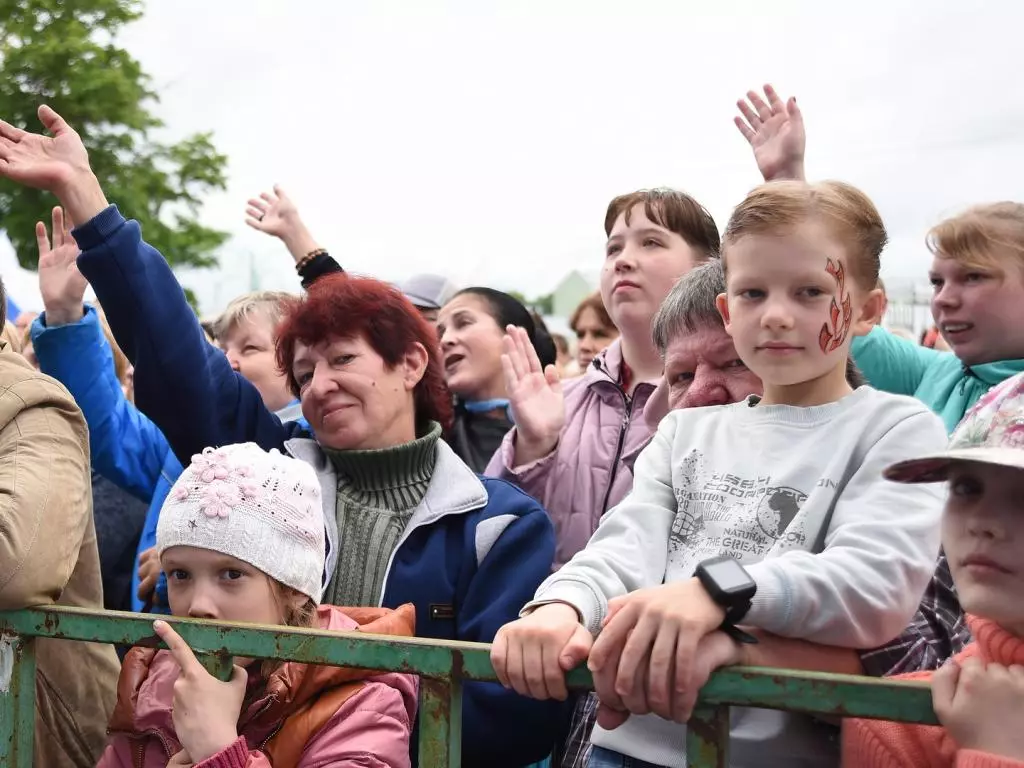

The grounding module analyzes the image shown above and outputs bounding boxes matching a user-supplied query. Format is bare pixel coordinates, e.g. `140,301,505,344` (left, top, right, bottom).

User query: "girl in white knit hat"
96,442,419,768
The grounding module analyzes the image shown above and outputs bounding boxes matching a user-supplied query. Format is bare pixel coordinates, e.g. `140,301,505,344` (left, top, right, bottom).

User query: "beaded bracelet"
295,248,327,273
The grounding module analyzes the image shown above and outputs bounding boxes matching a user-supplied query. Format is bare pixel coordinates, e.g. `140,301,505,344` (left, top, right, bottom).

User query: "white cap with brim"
885,446,1024,484
884,371,1024,485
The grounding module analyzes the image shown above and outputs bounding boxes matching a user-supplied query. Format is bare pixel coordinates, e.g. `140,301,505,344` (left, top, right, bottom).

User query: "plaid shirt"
558,552,970,768
858,551,971,676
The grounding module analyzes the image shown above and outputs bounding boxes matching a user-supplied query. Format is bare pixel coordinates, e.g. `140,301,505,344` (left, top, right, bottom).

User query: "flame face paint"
819,258,853,353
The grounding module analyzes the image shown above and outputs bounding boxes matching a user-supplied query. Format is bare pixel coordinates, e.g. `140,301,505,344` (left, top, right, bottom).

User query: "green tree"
0,0,228,273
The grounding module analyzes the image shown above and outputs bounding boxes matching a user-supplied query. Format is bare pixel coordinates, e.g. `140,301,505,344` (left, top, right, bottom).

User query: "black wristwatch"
695,555,758,645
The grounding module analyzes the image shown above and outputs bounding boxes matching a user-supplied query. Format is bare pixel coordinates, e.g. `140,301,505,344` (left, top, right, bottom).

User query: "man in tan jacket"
0,277,118,766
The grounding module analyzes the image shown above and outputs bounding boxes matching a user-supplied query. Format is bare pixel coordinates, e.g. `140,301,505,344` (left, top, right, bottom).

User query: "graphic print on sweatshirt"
666,449,832,581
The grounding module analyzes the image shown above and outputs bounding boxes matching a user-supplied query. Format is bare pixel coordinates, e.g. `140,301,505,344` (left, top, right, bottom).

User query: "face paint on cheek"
818,258,854,353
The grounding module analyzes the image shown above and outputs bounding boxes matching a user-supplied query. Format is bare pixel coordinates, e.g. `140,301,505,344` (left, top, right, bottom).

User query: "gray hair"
651,259,726,355
651,259,866,388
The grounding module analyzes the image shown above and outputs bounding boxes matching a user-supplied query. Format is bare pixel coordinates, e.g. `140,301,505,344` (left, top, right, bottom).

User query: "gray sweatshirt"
528,386,947,767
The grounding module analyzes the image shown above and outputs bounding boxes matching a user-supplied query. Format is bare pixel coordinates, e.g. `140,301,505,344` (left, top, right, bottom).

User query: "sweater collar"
321,422,441,493
967,615,1024,666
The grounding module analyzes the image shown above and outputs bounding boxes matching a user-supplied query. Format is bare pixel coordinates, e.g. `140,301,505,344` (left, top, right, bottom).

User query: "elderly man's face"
648,322,763,424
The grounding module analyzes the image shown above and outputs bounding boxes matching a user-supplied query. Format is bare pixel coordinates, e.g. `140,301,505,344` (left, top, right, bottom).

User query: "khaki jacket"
0,343,119,767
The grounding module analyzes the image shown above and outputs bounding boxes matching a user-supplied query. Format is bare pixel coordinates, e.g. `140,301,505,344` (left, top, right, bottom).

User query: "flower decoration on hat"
199,482,242,518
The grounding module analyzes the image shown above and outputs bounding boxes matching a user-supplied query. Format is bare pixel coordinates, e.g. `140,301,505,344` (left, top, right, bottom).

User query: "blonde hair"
927,202,1024,274
260,579,318,678
722,180,887,290
211,291,295,342
1,322,22,354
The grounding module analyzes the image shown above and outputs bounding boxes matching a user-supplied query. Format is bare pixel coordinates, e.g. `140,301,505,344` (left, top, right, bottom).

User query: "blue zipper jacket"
74,205,567,767
31,306,180,613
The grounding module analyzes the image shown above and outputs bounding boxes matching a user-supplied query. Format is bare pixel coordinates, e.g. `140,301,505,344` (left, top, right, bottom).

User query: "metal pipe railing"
0,605,938,767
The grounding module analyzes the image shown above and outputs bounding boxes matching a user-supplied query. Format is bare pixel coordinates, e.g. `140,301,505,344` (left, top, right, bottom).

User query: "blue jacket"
75,205,567,767
31,306,180,612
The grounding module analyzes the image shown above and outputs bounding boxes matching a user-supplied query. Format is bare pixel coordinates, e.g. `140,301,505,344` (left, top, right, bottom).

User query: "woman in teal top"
852,324,1024,434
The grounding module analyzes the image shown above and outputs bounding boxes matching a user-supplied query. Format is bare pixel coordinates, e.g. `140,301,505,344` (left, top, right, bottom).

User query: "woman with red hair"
0,105,566,768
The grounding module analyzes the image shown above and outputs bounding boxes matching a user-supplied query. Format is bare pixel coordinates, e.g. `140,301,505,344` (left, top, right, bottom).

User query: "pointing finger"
153,620,203,677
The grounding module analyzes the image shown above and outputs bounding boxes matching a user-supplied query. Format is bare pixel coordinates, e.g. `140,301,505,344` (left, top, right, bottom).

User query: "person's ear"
851,288,885,338
402,342,429,390
715,293,733,334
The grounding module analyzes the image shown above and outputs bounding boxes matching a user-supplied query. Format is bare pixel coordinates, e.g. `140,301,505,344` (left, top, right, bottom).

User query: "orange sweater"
843,616,1024,767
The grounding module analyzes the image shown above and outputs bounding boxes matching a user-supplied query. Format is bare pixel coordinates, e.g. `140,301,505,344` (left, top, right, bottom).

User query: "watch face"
704,558,755,594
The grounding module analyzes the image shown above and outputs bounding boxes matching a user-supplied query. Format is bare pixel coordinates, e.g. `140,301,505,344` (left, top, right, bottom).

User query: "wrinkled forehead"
291,334,360,366
663,323,736,367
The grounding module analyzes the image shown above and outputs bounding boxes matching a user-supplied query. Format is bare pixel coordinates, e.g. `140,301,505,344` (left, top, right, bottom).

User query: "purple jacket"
486,341,656,569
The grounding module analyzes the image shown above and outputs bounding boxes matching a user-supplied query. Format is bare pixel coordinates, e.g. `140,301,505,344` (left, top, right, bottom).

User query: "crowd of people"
0,82,1021,768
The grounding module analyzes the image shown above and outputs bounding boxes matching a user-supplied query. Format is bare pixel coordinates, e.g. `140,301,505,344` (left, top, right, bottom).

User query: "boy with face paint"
493,181,948,768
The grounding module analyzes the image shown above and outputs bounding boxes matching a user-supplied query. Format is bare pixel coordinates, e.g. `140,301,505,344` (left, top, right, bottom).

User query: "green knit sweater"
321,422,441,606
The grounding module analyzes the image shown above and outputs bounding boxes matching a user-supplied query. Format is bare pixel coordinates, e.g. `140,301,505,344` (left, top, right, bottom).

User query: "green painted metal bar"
687,705,730,768
0,637,36,768
0,604,943,766
419,678,463,768
198,652,235,682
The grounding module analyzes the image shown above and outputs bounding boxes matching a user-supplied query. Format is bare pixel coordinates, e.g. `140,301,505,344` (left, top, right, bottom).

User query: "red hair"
276,274,454,432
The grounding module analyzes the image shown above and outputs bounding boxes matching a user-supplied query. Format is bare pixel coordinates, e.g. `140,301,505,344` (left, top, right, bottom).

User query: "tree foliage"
0,0,229,271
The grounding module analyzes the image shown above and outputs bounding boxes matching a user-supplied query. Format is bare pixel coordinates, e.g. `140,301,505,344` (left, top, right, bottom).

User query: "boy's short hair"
212,290,295,342
722,180,887,290
927,202,1024,275
605,188,721,261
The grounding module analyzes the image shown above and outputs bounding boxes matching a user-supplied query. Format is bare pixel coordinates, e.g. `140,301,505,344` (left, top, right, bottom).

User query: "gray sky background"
5,0,1023,314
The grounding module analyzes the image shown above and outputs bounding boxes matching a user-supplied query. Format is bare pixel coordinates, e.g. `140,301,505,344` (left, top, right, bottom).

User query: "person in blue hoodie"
28,208,310,614
0,105,567,767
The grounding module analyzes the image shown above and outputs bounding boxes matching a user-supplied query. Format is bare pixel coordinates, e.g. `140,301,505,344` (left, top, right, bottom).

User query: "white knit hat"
157,443,325,603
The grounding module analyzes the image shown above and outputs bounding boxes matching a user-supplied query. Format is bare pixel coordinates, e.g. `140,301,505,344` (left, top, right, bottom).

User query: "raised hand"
502,325,565,466
153,620,247,763
734,84,806,182
37,207,87,326
0,106,108,224
0,106,91,192
932,656,1024,760
244,185,320,265
245,185,301,239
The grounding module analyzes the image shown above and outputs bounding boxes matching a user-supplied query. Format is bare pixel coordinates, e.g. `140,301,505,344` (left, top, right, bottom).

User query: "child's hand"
154,620,247,763
167,750,193,767
491,602,592,701
589,578,725,724
595,629,742,730
933,657,1024,761
136,547,160,602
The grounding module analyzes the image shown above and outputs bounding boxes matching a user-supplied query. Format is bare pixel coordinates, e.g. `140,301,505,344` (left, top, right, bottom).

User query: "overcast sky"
7,0,1023,314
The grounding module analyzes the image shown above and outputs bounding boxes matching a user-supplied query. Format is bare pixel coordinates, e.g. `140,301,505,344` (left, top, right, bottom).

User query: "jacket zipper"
598,388,634,516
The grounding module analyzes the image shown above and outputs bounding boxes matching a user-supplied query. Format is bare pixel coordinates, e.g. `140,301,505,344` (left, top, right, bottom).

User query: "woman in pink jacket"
97,442,417,768
486,188,721,569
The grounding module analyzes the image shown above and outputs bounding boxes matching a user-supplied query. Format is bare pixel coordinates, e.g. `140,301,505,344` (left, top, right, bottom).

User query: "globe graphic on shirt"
755,486,808,541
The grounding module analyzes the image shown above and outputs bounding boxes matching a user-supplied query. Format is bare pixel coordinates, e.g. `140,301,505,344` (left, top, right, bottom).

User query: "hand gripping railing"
0,605,938,767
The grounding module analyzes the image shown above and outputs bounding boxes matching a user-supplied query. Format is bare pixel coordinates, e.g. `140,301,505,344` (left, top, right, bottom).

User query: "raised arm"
31,207,168,500
245,184,344,289
734,83,807,182
0,105,291,462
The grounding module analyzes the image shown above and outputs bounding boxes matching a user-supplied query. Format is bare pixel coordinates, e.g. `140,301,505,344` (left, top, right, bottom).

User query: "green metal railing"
0,605,938,767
